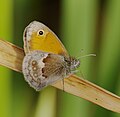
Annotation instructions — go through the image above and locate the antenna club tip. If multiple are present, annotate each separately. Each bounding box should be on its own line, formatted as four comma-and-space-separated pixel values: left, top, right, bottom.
91, 54, 96, 56
77, 53, 96, 59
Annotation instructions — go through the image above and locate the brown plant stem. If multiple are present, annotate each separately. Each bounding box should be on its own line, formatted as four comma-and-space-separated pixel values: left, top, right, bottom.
0, 39, 120, 113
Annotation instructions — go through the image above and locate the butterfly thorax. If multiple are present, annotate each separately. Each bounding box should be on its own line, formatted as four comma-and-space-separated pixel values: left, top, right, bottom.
43, 54, 80, 77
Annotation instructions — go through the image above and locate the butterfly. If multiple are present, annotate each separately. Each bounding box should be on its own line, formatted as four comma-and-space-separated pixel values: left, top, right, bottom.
22, 21, 80, 91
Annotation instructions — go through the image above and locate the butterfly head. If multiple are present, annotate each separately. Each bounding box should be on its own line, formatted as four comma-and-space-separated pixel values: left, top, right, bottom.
65, 57, 80, 73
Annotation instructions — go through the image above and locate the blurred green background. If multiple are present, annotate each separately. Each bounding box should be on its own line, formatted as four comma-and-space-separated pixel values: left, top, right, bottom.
0, 0, 120, 117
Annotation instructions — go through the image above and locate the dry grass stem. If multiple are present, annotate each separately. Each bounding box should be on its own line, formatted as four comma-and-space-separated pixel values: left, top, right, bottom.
0, 39, 120, 113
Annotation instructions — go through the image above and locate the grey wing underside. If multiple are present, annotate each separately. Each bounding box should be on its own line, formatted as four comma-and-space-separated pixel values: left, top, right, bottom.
22, 50, 67, 91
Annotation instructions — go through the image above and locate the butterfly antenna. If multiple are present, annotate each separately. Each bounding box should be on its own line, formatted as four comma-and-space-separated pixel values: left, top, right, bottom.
77, 54, 96, 59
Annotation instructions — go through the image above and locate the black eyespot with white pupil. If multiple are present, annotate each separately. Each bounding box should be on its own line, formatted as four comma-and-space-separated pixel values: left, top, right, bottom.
39, 30, 44, 35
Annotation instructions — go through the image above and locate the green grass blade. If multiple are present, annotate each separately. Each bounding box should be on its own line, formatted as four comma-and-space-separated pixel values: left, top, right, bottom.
95, 0, 120, 116
58, 0, 98, 117
34, 87, 57, 117
0, 0, 13, 117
